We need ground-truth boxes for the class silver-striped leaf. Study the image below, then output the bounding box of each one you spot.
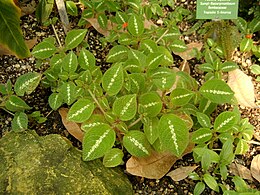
[65,29,87,50]
[62,51,78,73]
[214,111,238,132]
[143,117,160,144]
[106,45,128,63]
[191,128,212,144]
[196,112,211,128]
[5,95,31,112]
[32,41,57,59]
[170,88,194,106]
[78,48,96,69]
[11,112,28,132]
[127,14,144,36]
[138,92,162,117]
[48,92,63,110]
[103,148,124,167]
[59,81,77,105]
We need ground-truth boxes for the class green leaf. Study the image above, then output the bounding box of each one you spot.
[221,61,238,72]
[146,53,164,69]
[0,0,30,58]
[232,176,249,192]
[98,13,108,29]
[138,92,162,117]
[11,112,28,132]
[36,0,54,23]
[198,63,214,72]
[233,17,247,33]
[250,64,260,75]
[5,95,31,112]
[192,128,212,144]
[103,148,124,167]
[205,50,218,65]
[62,51,78,73]
[235,139,248,155]
[193,182,205,195]
[112,94,137,121]
[124,59,142,73]
[78,48,96,70]
[158,46,174,66]
[193,147,219,163]
[123,130,151,157]
[158,114,189,157]
[48,93,63,110]
[102,63,124,96]
[139,39,158,54]
[115,11,128,24]
[59,81,77,105]
[240,38,253,52]
[106,45,128,63]
[128,73,145,94]
[203,173,219,192]
[66,1,78,16]
[81,114,107,132]
[198,98,217,115]
[214,111,237,132]
[199,79,234,104]
[248,17,260,33]
[65,29,87,50]
[32,41,57,59]
[143,117,159,144]
[220,164,228,180]
[14,72,41,96]
[170,88,194,106]
[127,14,144,36]
[83,124,115,161]
[219,139,234,165]
[149,67,176,91]
[67,98,95,123]
[196,112,211,128]
[170,39,187,52]
[128,49,147,65]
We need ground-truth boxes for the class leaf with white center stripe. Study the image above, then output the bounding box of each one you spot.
[158,114,189,157]
[214,111,238,132]
[106,45,128,63]
[81,114,107,132]
[138,92,162,117]
[146,53,164,69]
[115,11,128,24]
[48,92,63,110]
[14,72,41,96]
[102,63,124,96]
[67,98,95,123]
[78,48,96,69]
[32,41,57,59]
[66,1,78,16]
[62,51,78,73]
[233,17,247,33]
[112,94,137,121]
[103,148,124,167]
[199,63,214,72]
[5,95,31,112]
[83,124,115,161]
[123,130,151,157]
[248,17,260,33]
[170,88,194,106]
[143,117,160,144]
[59,81,77,105]
[240,38,253,52]
[205,50,218,65]
[196,112,211,128]
[128,14,144,36]
[235,139,248,155]
[129,73,145,94]
[149,67,176,91]
[128,49,147,65]
[220,61,238,72]
[199,79,234,104]
[139,39,158,55]
[191,128,212,144]
[98,13,108,29]
[65,29,87,50]
[170,39,187,53]
[124,59,142,73]
[11,112,28,132]
[158,46,173,66]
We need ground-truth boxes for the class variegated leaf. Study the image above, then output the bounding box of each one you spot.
[146,53,164,69]
[59,81,77,105]
[62,51,78,73]
[11,112,28,132]
[65,29,87,50]
[138,92,162,117]
[170,39,187,53]
[191,128,212,144]
[5,95,31,112]
[67,98,95,123]
[103,148,124,167]
[83,124,115,161]
[78,48,96,69]
[214,111,238,132]
[81,114,107,132]
[196,112,211,128]
[106,45,128,63]
[32,41,57,59]
[48,92,63,110]
[143,117,160,144]
[128,14,144,36]
[170,88,194,106]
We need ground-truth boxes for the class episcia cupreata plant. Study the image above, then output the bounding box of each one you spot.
[0,72,42,132]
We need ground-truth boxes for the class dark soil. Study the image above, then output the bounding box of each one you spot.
[0,1,259,194]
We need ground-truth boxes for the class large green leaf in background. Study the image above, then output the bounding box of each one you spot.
[0,0,30,58]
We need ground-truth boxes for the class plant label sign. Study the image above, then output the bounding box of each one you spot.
[196,0,239,19]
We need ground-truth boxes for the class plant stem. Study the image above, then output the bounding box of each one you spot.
[156,29,169,44]
[51,23,62,48]
[88,89,106,115]
[0,107,14,116]
[128,116,142,129]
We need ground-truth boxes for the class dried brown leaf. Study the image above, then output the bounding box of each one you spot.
[86,18,112,37]
[227,69,257,108]
[179,60,190,75]
[229,162,253,181]
[58,107,84,142]
[173,42,203,60]
[250,154,260,182]
[167,165,198,181]
[126,142,194,179]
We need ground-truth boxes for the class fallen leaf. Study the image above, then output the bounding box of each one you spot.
[58,107,84,142]
[229,162,253,181]
[179,60,190,75]
[86,18,112,37]
[227,69,257,108]
[250,154,260,182]
[253,132,260,142]
[173,42,203,60]
[167,165,198,181]
[21,0,37,16]
[26,38,38,49]
[126,141,194,179]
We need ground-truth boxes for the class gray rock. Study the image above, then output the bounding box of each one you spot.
[0,131,133,194]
